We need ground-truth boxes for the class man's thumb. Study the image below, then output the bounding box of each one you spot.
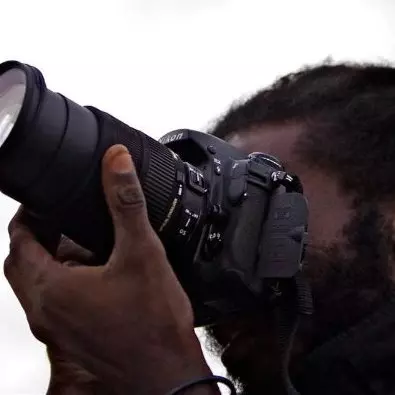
[102,145,152,245]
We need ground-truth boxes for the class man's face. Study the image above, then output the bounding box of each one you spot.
[229,124,354,248]
[205,123,394,390]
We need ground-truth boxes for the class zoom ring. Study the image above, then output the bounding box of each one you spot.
[143,137,178,231]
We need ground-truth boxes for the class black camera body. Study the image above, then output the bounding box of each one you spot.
[158,129,309,326]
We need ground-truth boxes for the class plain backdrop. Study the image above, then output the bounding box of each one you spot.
[1,0,395,393]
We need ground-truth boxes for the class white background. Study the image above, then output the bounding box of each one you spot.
[0,0,395,393]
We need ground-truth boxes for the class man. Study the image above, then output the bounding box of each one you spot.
[206,62,395,394]
[4,61,395,394]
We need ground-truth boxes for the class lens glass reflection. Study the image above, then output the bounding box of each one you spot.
[0,68,26,148]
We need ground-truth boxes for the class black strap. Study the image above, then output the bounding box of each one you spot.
[275,273,314,395]
[166,375,237,395]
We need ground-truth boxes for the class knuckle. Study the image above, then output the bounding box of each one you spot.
[57,235,72,251]
[39,281,63,318]
[7,220,15,236]
[3,254,14,280]
[62,259,81,267]
[56,237,89,263]
[8,207,24,236]
[113,231,167,271]
[28,312,50,343]
[9,232,25,259]
[150,234,167,256]
[115,183,146,212]
[133,232,167,260]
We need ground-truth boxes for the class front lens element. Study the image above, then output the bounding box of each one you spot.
[0,69,26,148]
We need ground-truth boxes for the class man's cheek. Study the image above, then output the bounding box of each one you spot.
[302,170,354,247]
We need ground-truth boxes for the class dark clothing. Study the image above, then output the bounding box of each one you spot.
[294,293,395,394]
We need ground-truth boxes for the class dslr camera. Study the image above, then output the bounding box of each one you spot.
[0,61,309,326]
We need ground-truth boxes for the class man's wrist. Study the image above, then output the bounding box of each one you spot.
[109,332,221,395]
[46,349,112,395]
[163,333,222,395]
[46,381,111,395]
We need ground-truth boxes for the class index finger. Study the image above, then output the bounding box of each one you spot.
[4,208,60,308]
[8,207,61,255]
[7,205,25,236]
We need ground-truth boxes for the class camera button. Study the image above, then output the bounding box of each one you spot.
[187,167,207,194]
[228,179,247,205]
[207,145,217,154]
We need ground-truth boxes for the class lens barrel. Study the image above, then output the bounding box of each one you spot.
[0,61,182,259]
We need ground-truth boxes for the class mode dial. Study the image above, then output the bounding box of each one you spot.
[247,152,283,170]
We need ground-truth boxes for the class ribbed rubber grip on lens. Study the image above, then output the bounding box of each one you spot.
[107,110,178,231]
[143,137,177,231]
[112,118,144,176]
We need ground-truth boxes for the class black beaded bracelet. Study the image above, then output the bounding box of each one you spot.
[166,375,237,395]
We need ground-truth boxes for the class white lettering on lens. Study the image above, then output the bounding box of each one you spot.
[159,194,181,232]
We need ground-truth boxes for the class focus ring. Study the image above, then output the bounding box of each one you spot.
[143,137,177,231]
[106,110,178,232]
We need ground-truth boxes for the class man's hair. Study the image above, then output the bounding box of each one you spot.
[206,62,395,393]
[210,61,395,201]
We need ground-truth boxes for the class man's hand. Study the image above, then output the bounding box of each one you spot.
[46,237,115,395]
[4,145,217,395]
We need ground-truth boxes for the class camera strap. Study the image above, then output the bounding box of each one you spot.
[274,272,313,395]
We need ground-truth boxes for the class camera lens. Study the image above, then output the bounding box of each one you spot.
[0,69,26,148]
[0,61,184,259]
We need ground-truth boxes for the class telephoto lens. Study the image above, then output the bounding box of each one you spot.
[0,61,184,260]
